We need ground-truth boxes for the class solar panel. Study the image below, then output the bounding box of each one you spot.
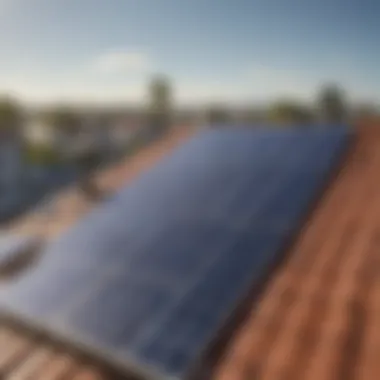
[0,128,350,379]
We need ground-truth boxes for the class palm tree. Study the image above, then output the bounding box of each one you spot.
[318,84,347,124]
[147,75,172,135]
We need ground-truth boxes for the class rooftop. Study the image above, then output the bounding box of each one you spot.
[0,124,379,380]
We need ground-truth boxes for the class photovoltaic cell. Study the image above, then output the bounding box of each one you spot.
[0,127,350,379]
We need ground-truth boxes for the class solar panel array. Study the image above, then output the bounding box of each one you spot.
[0,128,350,379]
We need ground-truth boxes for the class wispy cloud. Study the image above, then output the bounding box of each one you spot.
[91,50,150,74]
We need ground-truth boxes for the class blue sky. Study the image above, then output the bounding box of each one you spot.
[0,0,379,105]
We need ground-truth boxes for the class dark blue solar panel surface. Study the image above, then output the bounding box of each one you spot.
[0,128,350,379]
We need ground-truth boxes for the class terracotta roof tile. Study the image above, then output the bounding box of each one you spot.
[0,328,32,374]
[6,345,53,380]
[36,353,75,380]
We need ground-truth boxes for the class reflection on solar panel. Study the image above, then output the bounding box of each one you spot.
[0,128,350,379]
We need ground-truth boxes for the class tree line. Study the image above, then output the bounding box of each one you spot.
[206,84,366,126]
[0,81,376,136]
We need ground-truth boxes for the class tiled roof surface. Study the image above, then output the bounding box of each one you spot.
[1,125,379,380]
[0,326,109,380]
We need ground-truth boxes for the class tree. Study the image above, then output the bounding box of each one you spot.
[318,84,347,124]
[0,97,22,132]
[147,75,172,134]
[268,101,313,126]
